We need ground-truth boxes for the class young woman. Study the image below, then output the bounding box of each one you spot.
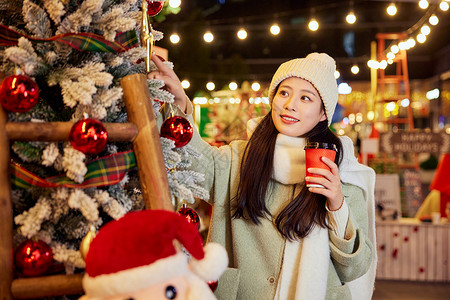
[151,53,376,300]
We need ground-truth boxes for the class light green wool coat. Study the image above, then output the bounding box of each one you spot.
[159,106,373,300]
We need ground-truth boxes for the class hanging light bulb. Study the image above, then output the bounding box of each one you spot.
[237,28,247,40]
[407,38,416,49]
[346,11,356,24]
[169,33,180,44]
[203,31,214,43]
[429,14,439,26]
[229,82,238,91]
[181,79,190,89]
[419,0,429,9]
[387,3,397,16]
[206,81,215,91]
[351,65,359,74]
[391,45,399,54]
[386,52,395,60]
[440,1,449,11]
[421,25,431,35]
[308,18,319,31]
[270,24,281,35]
[417,33,427,43]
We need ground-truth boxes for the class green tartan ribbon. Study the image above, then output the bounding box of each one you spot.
[11,150,136,189]
[0,25,139,53]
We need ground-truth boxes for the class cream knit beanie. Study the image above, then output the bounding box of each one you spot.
[268,53,338,126]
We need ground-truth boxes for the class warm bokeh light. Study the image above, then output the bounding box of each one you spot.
[387,52,395,60]
[334,70,340,79]
[429,14,439,25]
[169,0,181,8]
[229,82,238,91]
[407,38,416,49]
[391,45,399,54]
[308,18,319,31]
[346,11,356,24]
[419,0,429,9]
[169,33,180,44]
[237,28,247,40]
[367,111,375,121]
[251,82,260,91]
[421,25,431,35]
[181,79,190,89]
[387,3,397,16]
[203,31,214,43]
[351,65,359,74]
[440,1,449,11]
[417,33,427,43]
[206,81,215,91]
[270,24,281,35]
[367,60,379,69]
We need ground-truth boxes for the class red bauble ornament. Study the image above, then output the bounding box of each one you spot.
[208,280,218,292]
[0,74,39,112]
[178,207,200,229]
[160,116,193,148]
[15,240,53,277]
[69,119,108,155]
[146,0,164,17]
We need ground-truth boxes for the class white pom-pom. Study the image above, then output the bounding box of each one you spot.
[189,243,228,282]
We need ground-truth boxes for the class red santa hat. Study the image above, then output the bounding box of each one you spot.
[82,209,228,298]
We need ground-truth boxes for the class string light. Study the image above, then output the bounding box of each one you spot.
[351,64,360,74]
[251,82,261,91]
[237,28,248,40]
[270,24,281,35]
[440,1,449,11]
[203,31,214,43]
[334,70,340,79]
[421,25,431,35]
[206,81,215,91]
[308,18,319,31]
[346,11,356,24]
[169,33,180,44]
[417,33,427,43]
[169,0,181,9]
[387,3,397,16]
[229,82,238,91]
[181,79,190,89]
[418,0,429,9]
[429,14,439,25]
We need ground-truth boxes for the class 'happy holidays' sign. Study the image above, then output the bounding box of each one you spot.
[380,131,450,154]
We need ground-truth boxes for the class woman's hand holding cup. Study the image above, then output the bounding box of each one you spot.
[304,142,344,211]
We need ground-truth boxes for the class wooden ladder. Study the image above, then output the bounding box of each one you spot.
[0,74,173,299]
[375,32,418,169]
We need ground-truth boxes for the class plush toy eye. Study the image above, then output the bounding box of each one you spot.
[165,285,177,299]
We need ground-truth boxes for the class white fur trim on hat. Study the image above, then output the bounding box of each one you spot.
[189,243,228,282]
[268,53,338,126]
[83,252,189,298]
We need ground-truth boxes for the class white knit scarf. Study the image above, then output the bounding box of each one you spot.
[271,134,377,300]
[273,134,330,300]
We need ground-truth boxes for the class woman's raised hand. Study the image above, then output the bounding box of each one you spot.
[147,54,188,113]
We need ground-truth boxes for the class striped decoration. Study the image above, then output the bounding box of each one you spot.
[11,150,136,189]
[376,219,450,281]
[0,25,139,53]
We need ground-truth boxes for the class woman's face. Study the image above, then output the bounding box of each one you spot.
[271,77,326,137]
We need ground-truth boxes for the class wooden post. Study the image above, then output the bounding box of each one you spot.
[11,274,83,299]
[120,74,173,211]
[0,105,13,300]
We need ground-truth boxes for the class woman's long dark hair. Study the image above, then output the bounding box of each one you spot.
[232,110,343,240]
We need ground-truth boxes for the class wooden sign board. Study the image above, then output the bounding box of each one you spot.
[375,174,402,221]
[380,131,450,154]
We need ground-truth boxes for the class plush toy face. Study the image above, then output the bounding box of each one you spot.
[93,275,190,300]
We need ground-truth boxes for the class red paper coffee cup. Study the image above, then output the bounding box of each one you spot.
[304,142,337,188]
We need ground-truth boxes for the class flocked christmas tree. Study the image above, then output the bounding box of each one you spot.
[0,0,208,279]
